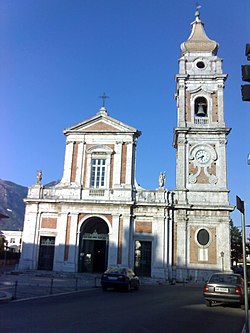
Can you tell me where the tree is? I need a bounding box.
[230,220,243,266]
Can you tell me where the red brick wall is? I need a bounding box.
[70,142,79,182]
[120,143,127,184]
[64,215,71,261]
[41,217,57,229]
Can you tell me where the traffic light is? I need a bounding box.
[241,44,250,101]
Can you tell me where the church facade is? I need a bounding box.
[19,12,234,282]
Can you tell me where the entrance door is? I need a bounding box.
[78,217,109,273]
[38,236,55,271]
[79,239,107,273]
[134,240,152,277]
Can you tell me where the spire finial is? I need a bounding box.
[195,3,201,19]
[99,92,109,108]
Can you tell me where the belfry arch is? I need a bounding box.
[78,217,109,273]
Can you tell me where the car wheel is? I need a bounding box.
[205,300,212,307]
[241,303,245,310]
[134,282,139,291]
[102,286,107,291]
[126,283,131,292]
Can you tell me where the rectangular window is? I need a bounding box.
[10,238,15,243]
[90,159,106,188]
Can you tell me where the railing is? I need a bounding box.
[0,274,101,301]
[194,117,209,125]
[28,186,133,201]
[89,189,105,196]
[28,186,170,203]
[136,190,167,203]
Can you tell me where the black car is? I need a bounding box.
[101,267,140,291]
[203,273,244,308]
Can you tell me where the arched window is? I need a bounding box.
[195,97,207,117]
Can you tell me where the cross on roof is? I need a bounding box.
[99,92,109,107]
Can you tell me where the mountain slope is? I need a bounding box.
[0,179,28,231]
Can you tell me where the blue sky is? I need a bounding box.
[0,1,249,226]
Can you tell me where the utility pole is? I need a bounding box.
[236,195,249,333]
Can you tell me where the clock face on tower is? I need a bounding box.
[195,149,210,164]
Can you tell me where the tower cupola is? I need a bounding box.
[181,11,218,55]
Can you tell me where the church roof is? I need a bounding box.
[64,106,141,137]
[181,12,218,55]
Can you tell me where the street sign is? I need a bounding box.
[236,195,245,214]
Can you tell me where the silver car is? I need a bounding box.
[203,273,244,308]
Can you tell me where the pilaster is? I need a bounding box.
[61,141,74,184]
[75,141,84,185]
[67,213,78,272]
[113,142,122,186]
[53,213,68,271]
[125,142,133,186]
[107,214,119,266]
[121,214,131,266]
[175,133,187,190]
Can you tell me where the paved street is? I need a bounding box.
[0,283,245,333]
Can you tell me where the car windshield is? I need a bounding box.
[106,268,127,275]
[209,274,239,284]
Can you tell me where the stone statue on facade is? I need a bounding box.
[158,172,166,188]
[36,170,42,185]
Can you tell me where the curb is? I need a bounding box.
[0,291,13,303]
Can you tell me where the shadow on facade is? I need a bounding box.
[17,228,223,283]
[18,226,156,278]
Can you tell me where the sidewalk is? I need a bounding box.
[0,269,198,302]
[0,269,101,302]
[0,290,12,302]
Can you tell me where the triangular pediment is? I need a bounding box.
[64,111,141,136]
[83,119,122,132]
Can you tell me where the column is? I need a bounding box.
[217,81,225,125]
[53,213,68,271]
[107,214,119,266]
[176,134,187,190]
[121,214,131,266]
[177,79,186,127]
[67,213,78,272]
[125,142,133,186]
[75,141,84,185]
[61,141,74,184]
[18,204,40,270]
[113,142,122,186]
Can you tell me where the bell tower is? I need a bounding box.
[173,9,234,281]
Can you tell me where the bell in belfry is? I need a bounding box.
[196,103,206,116]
